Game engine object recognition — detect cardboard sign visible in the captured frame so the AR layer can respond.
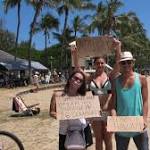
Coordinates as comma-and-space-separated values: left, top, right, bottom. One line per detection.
71, 36, 113, 66
107, 116, 144, 132
56, 94, 100, 120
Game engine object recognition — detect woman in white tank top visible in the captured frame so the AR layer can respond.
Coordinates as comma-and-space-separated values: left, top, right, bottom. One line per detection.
50, 71, 93, 150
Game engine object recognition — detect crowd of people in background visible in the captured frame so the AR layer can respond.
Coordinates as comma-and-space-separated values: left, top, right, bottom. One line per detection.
31, 69, 67, 86
0, 69, 69, 88
0, 71, 29, 88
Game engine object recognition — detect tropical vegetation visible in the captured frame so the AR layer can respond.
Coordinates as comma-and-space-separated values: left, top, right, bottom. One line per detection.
1, 0, 150, 76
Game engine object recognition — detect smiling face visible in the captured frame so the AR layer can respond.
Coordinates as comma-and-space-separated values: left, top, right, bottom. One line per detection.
94, 57, 106, 72
65, 71, 86, 96
69, 72, 84, 89
119, 60, 134, 73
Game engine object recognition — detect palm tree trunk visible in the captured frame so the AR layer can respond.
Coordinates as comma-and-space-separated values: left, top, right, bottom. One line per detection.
74, 29, 77, 38
62, 7, 68, 34
44, 30, 48, 66
28, 28, 33, 83
28, 5, 41, 83
14, 2, 21, 61
61, 8, 69, 70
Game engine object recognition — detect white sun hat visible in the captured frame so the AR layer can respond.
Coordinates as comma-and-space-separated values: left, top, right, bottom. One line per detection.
69, 41, 76, 48
119, 51, 135, 62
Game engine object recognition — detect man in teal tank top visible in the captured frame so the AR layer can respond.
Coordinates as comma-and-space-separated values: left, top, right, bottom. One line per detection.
111, 51, 149, 150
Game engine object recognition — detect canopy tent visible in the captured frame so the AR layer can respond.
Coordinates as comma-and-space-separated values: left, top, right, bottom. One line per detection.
0, 50, 48, 71
0, 60, 48, 71
20, 60, 48, 70
0, 50, 16, 62
0, 62, 27, 70
31, 61, 48, 70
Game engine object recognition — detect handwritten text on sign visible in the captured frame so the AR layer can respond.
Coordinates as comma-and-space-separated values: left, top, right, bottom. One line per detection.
56, 95, 100, 120
107, 116, 144, 132
71, 36, 113, 66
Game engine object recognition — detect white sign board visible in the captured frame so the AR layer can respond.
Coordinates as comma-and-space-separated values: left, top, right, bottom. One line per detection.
56, 94, 100, 120
107, 116, 144, 132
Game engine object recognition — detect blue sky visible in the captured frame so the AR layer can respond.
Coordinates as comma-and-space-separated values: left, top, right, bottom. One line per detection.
0, 0, 150, 50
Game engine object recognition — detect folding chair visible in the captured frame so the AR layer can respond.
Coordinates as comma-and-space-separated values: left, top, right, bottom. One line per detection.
12, 96, 40, 116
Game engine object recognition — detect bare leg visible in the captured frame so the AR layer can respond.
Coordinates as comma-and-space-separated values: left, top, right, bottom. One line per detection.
103, 122, 113, 150
92, 120, 103, 150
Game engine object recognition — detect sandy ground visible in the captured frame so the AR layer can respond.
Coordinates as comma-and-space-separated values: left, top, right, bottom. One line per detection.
0, 79, 150, 150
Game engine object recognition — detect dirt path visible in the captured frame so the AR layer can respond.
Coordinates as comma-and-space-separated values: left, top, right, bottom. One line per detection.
0, 79, 150, 149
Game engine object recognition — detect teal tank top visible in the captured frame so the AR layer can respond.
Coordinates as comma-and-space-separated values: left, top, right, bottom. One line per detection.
115, 72, 143, 137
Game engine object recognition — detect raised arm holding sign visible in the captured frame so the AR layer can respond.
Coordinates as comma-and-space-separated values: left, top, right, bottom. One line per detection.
110, 51, 149, 149
70, 35, 121, 150
70, 35, 121, 80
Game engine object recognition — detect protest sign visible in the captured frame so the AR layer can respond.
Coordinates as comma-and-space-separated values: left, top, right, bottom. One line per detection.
107, 116, 144, 132
70, 36, 113, 66
56, 94, 100, 120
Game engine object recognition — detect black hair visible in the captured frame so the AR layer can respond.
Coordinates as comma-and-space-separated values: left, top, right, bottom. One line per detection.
64, 71, 86, 96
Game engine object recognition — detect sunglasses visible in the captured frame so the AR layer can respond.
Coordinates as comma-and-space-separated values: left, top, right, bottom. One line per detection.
120, 60, 133, 65
72, 76, 83, 83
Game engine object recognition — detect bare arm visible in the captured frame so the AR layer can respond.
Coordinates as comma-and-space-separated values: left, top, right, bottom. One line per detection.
49, 93, 57, 119
109, 38, 121, 80
140, 75, 148, 127
71, 46, 91, 81
110, 80, 117, 116
70, 46, 80, 69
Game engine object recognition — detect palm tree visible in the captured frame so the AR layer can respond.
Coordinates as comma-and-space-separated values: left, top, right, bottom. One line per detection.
0, 29, 15, 51
57, 0, 95, 38
89, 0, 123, 35
35, 13, 59, 66
3, 0, 22, 60
106, 11, 150, 68
26, 0, 60, 82
88, 0, 123, 65
88, 2, 106, 35
53, 27, 74, 69
72, 15, 86, 38
104, 0, 123, 34
53, 27, 74, 44
0, 18, 5, 29
57, 0, 95, 69
114, 12, 147, 50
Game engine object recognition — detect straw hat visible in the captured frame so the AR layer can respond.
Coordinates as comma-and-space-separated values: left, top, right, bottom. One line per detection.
119, 51, 135, 62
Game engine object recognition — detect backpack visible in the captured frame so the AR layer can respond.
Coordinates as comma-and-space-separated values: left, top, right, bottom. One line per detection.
64, 126, 86, 150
